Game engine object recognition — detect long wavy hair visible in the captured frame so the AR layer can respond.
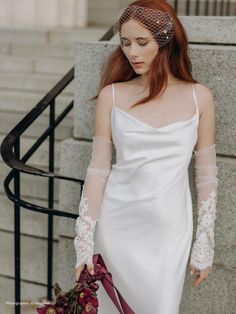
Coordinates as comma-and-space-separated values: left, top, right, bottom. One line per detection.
89, 0, 198, 108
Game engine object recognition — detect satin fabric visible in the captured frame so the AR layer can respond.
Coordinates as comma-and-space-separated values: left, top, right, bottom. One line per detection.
94, 96, 199, 313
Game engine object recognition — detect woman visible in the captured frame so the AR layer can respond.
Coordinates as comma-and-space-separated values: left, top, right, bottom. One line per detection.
73, 0, 219, 313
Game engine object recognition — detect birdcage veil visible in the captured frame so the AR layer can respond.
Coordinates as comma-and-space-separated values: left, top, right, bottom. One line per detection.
112, 4, 174, 48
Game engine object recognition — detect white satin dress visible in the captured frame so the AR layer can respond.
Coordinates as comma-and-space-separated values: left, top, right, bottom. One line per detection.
93, 83, 200, 314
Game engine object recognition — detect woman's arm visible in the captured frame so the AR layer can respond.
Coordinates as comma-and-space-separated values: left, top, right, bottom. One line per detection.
189, 84, 219, 271
74, 85, 113, 278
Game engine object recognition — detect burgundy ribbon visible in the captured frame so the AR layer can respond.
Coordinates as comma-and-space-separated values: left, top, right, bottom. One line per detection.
78, 254, 136, 314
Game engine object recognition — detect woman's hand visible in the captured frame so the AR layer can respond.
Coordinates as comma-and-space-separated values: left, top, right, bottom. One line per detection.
189, 264, 212, 287
75, 263, 95, 283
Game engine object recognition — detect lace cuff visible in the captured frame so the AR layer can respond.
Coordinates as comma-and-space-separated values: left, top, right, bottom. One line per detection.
190, 189, 217, 269
190, 144, 219, 270
74, 192, 98, 269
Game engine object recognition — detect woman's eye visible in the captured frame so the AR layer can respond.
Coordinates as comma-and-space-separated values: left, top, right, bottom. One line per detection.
121, 41, 147, 47
122, 41, 130, 47
138, 42, 147, 46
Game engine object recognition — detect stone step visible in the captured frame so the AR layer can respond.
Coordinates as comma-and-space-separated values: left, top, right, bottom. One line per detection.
0, 89, 74, 117
0, 26, 108, 45
0, 54, 74, 75
0, 276, 51, 314
0, 110, 73, 141
0, 193, 60, 239
0, 231, 58, 286
48, 27, 108, 44
0, 42, 76, 58
0, 72, 74, 94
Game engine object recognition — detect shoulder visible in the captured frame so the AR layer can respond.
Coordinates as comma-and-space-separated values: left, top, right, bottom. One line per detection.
193, 83, 216, 117
193, 83, 216, 148
93, 85, 113, 140
97, 84, 113, 103
96, 81, 132, 108
96, 84, 114, 112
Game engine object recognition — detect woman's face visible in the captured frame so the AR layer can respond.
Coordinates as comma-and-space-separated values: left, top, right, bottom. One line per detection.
120, 18, 159, 74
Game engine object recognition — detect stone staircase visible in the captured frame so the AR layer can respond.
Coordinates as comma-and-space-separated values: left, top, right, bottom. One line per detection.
0, 26, 108, 314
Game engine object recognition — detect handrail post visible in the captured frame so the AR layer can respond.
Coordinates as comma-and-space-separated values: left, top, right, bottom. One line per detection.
205, 0, 210, 15
213, 0, 218, 15
14, 138, 21, 314
47, 99, 55, 300
195, 0, 200, 15
174, 0, 178, 14
186, 0, 190, 15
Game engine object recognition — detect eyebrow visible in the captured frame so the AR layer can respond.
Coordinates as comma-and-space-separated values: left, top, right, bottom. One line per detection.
121, 36, 149, 40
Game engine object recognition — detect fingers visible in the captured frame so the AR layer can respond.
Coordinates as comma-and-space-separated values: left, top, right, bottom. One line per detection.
189, 264, 212, 287
75, 264, 85, 282
87, 263, 95, 275
194, 270, 208, 287
74, 263, 95, 283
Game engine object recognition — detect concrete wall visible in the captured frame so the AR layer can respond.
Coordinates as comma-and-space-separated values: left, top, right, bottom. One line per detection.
58, 17, 236, 312
0, 0, 88, 28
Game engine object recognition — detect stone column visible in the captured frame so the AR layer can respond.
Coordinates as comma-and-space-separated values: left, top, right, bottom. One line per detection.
58, 0, 88, 27
58, 0, 75, 27
12, 0, 36, 27
35, 0, 58, 27
75, 0, 88, 27
0, 0, 13, 26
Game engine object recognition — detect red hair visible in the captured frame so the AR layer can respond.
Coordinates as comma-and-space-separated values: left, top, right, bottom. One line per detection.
90, 0, 198, 107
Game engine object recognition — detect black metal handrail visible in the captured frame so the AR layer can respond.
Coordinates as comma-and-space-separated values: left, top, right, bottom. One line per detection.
0, 3, 233, 313
0, 28, 113, 314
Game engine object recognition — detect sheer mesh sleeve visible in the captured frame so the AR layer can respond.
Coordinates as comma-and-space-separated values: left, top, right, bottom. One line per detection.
189, 144, 219, 270
74, 136, 113, 269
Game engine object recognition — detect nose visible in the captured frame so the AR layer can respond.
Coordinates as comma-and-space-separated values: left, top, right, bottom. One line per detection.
129, 42, 140, 58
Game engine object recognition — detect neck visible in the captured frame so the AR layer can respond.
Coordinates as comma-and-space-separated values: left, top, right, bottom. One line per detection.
138, 73, 149, 88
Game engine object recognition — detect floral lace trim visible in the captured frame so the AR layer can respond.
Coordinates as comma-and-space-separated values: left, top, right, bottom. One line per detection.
190, 189, 217, 270
74, 193, 98, 269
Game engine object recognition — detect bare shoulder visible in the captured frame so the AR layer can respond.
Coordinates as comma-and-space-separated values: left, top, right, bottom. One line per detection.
96, 84, 113, 111
193, 83, 216, 116
193, 83, 216, 149
93, 84, 113, 140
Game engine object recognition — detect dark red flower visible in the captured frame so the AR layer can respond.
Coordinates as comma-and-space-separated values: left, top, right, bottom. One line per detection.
82, 301, 98, 313
87, 295, 99, 309
78, 288, 94, 306
36, 304, 57, 314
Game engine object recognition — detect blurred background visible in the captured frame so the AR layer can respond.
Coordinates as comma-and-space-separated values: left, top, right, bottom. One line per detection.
0, 1, 235, 314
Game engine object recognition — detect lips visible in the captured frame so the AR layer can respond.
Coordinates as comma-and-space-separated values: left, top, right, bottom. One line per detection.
131, 62, 144, 67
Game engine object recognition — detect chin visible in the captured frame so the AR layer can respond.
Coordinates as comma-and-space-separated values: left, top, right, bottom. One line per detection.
134, 68, 146, 74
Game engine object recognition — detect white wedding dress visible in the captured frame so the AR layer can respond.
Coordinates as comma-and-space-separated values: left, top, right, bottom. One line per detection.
74, 82, 218, 314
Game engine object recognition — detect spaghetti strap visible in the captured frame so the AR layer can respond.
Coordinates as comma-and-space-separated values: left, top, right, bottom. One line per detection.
112, 83, 115, 107
192, 83, 199, 115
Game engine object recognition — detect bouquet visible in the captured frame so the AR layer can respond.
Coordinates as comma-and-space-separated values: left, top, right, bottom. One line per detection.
36, 254, 135, 314
36, 280, 99, 314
